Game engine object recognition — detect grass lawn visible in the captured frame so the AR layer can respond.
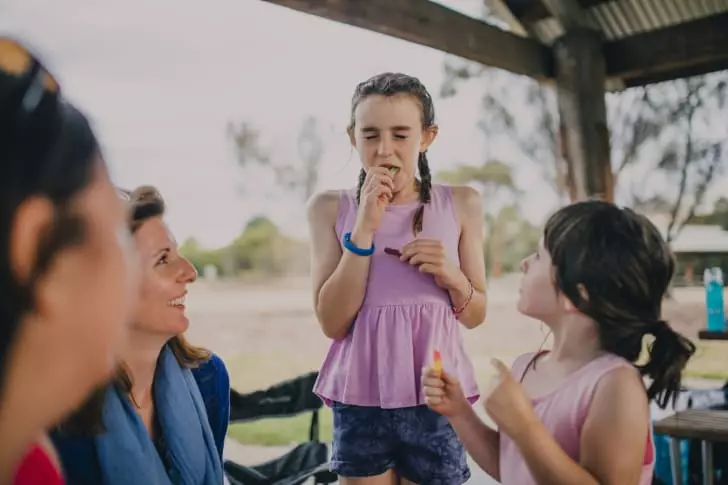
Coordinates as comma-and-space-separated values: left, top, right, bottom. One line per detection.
228, 407, 334, 446
226, 342, 728, 447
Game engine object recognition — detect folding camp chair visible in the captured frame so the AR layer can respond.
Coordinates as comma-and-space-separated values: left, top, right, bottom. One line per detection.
224, 371, 338, 485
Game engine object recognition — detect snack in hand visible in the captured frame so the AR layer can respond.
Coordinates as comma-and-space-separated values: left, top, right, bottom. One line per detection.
388, 166, 400, 175
433, 350, 443, 374
384, 247, 402, 257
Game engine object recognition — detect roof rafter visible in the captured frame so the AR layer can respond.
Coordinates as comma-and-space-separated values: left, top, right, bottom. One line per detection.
260, 0, 554, 79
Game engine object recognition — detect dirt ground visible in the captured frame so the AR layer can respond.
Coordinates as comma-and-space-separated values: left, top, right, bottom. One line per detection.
184, 274, 726, 391
183, 275, 726, 485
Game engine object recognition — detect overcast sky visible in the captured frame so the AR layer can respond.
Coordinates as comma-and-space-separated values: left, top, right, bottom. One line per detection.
2, 0, 725, 246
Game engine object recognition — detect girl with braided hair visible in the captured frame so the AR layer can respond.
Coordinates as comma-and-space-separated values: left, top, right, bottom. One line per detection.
307, 72, 487, 485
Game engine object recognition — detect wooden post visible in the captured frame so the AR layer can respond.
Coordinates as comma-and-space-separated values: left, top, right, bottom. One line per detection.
554, 29, 613, 202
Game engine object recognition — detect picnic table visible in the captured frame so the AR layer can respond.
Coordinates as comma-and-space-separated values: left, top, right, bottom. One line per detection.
698, 330, 728, 341
653, 328, 728, 485
654, 410, 728, 485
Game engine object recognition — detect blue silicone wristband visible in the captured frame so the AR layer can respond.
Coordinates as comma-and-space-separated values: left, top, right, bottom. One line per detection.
342, 232, 375, 256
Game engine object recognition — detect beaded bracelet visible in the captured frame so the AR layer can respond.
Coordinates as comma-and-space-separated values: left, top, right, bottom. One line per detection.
452, 280, 474, 316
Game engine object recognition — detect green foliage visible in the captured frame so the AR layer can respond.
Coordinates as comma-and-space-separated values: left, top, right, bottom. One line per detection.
230, 216, 299, 276
179, 217, 309, 278
436, 161, 537, 276
437, 161, 515, 189
179, 238, 223, 274
487, 205, 541, 274
692, 197, 728, 230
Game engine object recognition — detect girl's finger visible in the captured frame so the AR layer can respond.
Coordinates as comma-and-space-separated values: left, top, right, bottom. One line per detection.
380, 175, 395, 190
422, 366, 443, 381
422, 376, 444, 389
366, 184, 391, 201
418, 263, 438, 275
369, 173, 394, 191
441, 370, 460, 387
408, 254, 423, 266
363, 168, 391, 192
424, 386, 444, 398
409, 253, 441, 266
378, 186, 393, 202
425, 395, 442, 406
415, 246, 443, 257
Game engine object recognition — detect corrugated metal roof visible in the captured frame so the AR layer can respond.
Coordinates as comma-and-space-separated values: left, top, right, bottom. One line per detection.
528, 0, 728, 45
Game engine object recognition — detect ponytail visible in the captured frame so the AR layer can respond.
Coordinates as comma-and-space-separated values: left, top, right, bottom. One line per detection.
637, 320, 696, 408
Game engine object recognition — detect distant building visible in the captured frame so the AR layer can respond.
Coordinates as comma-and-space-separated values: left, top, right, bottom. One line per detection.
649, 215, 728, 286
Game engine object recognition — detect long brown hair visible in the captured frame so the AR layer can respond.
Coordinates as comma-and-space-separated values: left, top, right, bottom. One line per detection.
57, 186, 210, 435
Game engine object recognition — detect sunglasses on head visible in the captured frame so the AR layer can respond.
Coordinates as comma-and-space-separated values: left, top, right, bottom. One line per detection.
1, 38, 71, 190
0, 37, 60, 126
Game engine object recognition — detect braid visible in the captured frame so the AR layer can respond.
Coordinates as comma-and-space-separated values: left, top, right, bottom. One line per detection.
356, 168, 366, 205
348, 73, 436, 233
412, 151, 432, 235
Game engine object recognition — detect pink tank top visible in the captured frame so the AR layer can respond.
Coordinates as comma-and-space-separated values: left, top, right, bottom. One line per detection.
499, 352, 655, 485
313, 184, 479, 408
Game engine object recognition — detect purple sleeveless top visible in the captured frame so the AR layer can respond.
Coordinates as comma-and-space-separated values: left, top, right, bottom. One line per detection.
314, 184, 480, 408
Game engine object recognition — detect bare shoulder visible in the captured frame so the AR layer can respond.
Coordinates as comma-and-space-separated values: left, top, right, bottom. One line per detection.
449, 185, 483, 225
307, 190, 342, 225
580, 363, 650, 482
594, 365, 648, 405
585, 364, 649, 430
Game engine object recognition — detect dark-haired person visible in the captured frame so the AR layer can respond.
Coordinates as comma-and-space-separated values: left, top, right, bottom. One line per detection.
307, 72, 487, 485
0, 38, 138, 485
52, 186, 229, 485
424, 200, 696, 485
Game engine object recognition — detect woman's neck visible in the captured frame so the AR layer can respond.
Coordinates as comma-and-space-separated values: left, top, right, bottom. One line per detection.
0, 317, 75, 482
122, 332, 169, 408
0, 412, 34, 484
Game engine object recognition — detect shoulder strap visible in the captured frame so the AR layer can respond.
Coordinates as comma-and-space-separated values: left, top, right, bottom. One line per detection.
514, 351, 548, 382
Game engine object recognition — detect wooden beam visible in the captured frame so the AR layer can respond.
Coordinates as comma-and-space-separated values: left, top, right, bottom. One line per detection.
259, 0, 553, 80
506, 0, 612, 25
485, 0, 529, 37
554, 29, 613, 202
540, 0, 590, 31
605, 12, 728, 87
622, 58, 728, 89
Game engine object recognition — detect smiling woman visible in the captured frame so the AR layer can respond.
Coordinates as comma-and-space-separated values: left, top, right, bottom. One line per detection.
51, 185, 230, 485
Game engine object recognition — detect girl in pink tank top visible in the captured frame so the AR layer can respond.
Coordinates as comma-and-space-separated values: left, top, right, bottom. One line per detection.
424, 201, 696, 485
307, 73, 487, 484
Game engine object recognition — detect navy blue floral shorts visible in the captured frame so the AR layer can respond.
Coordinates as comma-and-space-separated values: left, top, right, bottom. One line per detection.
330, 402, 470, 484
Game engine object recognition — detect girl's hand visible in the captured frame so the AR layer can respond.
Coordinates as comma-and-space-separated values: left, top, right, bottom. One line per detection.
354, 167, 394, 236
400, 239, 465, 290
422, 367, 470, 418
483, 359, 539, 443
